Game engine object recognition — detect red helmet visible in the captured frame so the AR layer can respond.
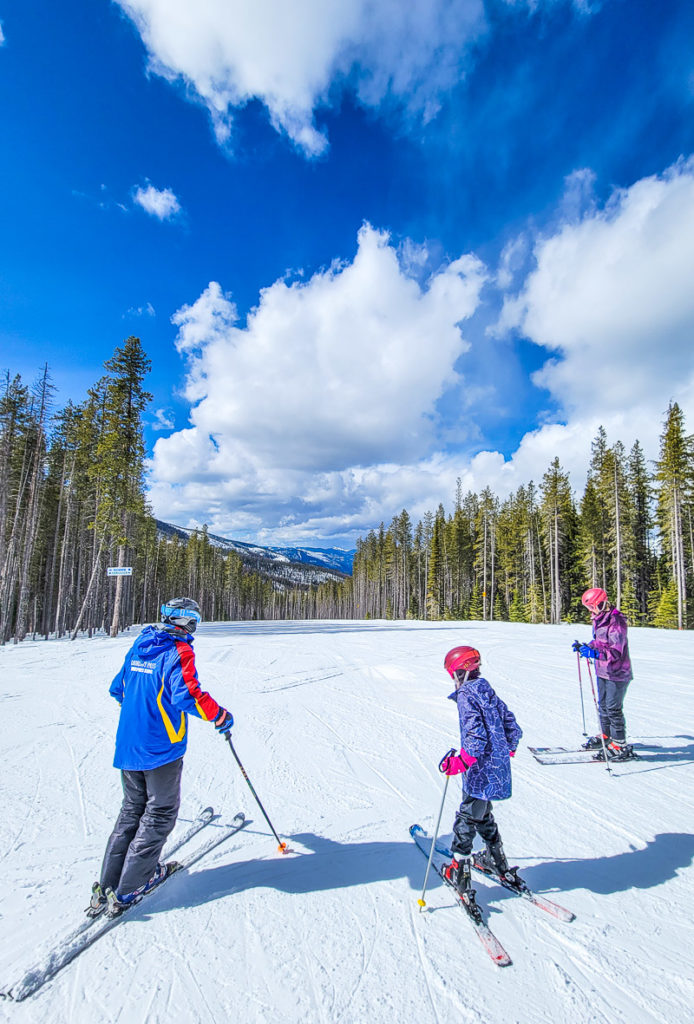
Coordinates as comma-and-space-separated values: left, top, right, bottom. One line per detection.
444, 646, 481, 678
581, 587, 608, 613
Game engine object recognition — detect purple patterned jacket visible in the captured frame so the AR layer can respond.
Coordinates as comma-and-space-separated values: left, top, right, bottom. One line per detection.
449, 676, 522, 801
591, 607, 633, 682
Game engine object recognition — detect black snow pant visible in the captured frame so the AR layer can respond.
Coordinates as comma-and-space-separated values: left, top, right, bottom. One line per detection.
450, 790, 501, 858
597, 676, 630, 743
100, 757, 183, 896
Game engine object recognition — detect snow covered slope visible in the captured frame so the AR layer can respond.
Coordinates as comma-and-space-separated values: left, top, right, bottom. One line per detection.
1, 620, 693, 1023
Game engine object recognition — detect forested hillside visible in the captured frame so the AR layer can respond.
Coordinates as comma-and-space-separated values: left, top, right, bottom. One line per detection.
2, 340, 692, 642
340, 412, 692, 628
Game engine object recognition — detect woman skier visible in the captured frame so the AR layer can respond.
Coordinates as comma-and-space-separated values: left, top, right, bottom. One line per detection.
573, 587, 634, 760
439, 645, 522, 898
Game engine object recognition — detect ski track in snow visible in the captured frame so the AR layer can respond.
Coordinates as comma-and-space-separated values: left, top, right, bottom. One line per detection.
1, 619, 693, 1023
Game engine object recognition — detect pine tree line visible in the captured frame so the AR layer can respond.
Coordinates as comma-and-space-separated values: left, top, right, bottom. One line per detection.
314, 409, 694, 628
0, 342, 355, 642
2, 338, 693, 639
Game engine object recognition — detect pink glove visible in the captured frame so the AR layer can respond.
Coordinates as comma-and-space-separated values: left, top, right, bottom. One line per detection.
509, 750, 516, 757
439, 749, 478, 776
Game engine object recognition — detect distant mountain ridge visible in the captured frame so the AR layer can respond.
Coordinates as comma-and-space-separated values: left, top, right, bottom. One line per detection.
155, 520, 355, 577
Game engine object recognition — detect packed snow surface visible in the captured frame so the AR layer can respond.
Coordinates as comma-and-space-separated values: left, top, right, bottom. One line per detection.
1, 620, 693, 1023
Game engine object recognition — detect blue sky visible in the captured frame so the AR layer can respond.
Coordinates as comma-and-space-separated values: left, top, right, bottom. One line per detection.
2, 0, 694, 546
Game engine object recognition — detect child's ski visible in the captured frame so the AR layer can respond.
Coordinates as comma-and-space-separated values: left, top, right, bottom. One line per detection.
428, 836, 575, 922
470, 851, 576, 922
410, 825, 512, 967
2, 812, 246, 1002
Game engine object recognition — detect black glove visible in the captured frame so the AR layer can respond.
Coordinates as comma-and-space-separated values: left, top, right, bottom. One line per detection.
213, 707, 234, 734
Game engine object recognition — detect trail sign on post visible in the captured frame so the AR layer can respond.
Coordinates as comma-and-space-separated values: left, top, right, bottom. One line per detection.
107, 567, 133, 576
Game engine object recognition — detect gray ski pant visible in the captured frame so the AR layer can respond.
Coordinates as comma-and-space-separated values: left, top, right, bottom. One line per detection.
450, 790, 501, 857
100, 757, 183, 896
597, 676, 630, 742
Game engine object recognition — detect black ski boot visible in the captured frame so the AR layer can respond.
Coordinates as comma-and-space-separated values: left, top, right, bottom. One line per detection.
443, 856, 483, 921
443, 856, 474, 897
594, 740, 636, 762
474, 839, 528, 891
85, 881, 107, 918
477, 840, 515, 880
582, 734, 609, 750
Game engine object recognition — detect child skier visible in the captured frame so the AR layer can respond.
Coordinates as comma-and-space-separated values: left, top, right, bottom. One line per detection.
439, 645, 522, 898
88, 597, 233, 917
572, 587, 634, 761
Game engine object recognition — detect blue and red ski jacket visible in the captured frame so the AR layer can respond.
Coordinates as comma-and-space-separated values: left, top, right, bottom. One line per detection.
109, 625, 222, 771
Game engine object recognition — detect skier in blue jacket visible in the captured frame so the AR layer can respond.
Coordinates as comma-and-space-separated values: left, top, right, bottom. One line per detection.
439, 645, 522, 897
88, 598, 233, 917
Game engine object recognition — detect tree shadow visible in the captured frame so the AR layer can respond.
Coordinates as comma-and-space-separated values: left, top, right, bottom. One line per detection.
516, 832, 694, 896
628, 737, 694, 765
136, 828, 694, 918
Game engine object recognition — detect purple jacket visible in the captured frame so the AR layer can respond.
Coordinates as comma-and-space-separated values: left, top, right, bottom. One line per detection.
591, 607, 633, 682
449, 676, 522, 801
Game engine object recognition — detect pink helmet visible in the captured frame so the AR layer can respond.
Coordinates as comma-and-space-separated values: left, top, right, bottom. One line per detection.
581, 587, 608, 613
444, 646, 481, 678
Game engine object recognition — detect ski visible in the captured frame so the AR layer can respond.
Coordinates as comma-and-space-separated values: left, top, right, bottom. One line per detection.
470, 851, 576, 922
528, 746, 602, 765
410, 824, 512, 967
12, 802, 217, 968
529, 746, 592, 756
528, 746, 639, 766
2, 812, 246, 1002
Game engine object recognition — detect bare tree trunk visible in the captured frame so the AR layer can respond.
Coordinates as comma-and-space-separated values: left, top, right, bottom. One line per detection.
110, 543, 126, 636
482, 515, 487, 621
71, 533, 106, 640
614, 461, 622, 608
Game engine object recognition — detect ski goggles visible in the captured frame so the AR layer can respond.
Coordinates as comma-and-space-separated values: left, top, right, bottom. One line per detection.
160, 603, 202, 626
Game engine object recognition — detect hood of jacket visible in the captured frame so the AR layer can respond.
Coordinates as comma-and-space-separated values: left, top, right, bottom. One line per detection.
133, 624, 193, 659
448, 674, 496, 708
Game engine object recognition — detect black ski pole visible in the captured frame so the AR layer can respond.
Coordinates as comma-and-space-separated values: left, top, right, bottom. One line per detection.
225, 733, 288, 853
576, 651, 587, 736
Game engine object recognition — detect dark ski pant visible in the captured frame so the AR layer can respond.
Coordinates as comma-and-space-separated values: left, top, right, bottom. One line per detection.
450, 790, 501, 858
100, 758, 183, 896
597, 675, 630, 742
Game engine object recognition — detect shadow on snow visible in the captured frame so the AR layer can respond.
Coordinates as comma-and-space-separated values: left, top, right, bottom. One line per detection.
135, 828, 694, 919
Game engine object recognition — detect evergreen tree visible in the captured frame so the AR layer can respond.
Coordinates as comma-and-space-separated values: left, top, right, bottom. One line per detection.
654, 403, 693, 629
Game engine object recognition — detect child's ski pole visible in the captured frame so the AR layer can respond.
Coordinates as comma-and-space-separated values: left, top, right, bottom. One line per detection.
225, 734, 288, 852
576, 651, 587, 735
417, 750, 454, 910
585, 660, 612, 774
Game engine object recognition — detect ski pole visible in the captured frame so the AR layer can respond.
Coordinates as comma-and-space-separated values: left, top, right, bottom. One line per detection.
225, 734, 288, 852
576, 651, 587, 735
585, 660, 612, 774
417, 750, 454, 910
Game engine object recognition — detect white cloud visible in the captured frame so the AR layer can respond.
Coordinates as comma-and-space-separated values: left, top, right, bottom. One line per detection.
125, 301, 156, 318
0, 22, 5, 46
115, 1, 598, 154
150, 161, 694, 545
505, 157, 694, 420
149, 223, 486, 539
133, 183, 181, 220
152, 408, 175, 431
